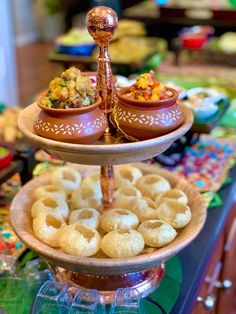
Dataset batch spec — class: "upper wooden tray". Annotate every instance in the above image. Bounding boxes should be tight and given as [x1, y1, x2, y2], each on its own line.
[10, 163, 206, 275]
[18, 103, 193, 165]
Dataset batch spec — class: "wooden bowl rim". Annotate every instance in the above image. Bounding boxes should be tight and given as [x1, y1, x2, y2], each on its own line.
[10, 163, 206, 272]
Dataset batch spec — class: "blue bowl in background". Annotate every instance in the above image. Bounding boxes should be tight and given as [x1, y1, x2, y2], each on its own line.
[55, 43, 96, 56]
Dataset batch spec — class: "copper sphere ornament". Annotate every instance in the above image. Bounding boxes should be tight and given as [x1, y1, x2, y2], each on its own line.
[87, 6, 118, 45]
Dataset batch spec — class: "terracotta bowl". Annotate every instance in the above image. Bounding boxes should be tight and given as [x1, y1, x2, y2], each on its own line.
[34, 96, 108, 144]
[114, 87, 184, 140]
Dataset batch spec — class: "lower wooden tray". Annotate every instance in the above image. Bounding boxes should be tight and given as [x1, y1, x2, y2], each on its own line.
[10, 163, 206, 276]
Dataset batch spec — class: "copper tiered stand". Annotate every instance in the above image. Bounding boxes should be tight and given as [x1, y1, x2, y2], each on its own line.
[11, 7, 206, 303]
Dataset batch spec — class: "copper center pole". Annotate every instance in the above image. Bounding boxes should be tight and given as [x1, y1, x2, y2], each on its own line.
[87, 6, 118, 210]
[100, 165, 114, 211]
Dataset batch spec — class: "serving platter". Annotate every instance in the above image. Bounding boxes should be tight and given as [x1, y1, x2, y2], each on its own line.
[10, 163, 206, 277]
[18, 103, 193, 165]
[13, 6, 201, 302]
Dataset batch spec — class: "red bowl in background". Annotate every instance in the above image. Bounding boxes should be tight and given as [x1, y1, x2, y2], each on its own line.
[181, 34, 207, 50]
[0, 146, 13, 170]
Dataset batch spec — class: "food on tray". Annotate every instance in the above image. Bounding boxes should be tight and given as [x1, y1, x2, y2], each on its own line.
[71, 185, 102, 210]
[31, 195, 69, 220]
[113, 186, 142, 208]
[33, 213, 65, 247]
[80, 171, 101, 192]
[69, 208, 101, 229]
[93, 37, 160, 64]
[138, 220, 177, 248]
[34, 185, 66, 200]
[136, 174, 171, 200]
[100, 208, 139, 233]
[124, 71, 174, 101]
[58, 224, 101, 257]
[115, 165, 143, 189]
[178, 87, 226, 120]
[129, 197, 158, 222]
[155, 189, 188, 206]
[57, 28, 94, 46]
[218, 32, 236, 53]
[157, 199, 192, 229]
[31, 165, 192, 256]
[39, 67, 97, 109]
[0, 107, 23, 142]
[113, 19, 146, 40]
[55, 28, 96, 56]
[51, 166, 81, 194]
[101, 229, 144, 258]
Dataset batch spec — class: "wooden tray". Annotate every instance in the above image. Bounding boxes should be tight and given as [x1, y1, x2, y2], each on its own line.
[17, 103, 193, 165]
[10, 163, 206, 276]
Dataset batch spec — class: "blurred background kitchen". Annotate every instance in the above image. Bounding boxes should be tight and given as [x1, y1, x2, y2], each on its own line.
[2, 0, 236, 108]
[1, 1, 236, 313]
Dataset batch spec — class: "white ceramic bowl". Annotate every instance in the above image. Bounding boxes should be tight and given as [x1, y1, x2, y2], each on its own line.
[194, 103, 218, 120]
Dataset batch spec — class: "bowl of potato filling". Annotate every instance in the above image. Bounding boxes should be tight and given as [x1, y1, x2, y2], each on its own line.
[34, 67, 108, 144]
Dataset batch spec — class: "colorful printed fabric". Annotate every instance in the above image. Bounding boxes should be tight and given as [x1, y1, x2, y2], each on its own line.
[0, 222, 25, 257]
[161, 137, 236, 192]
[0, 174, 25, 257]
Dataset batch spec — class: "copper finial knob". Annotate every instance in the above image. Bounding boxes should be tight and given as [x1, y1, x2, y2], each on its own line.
[87, 6, 118, 45]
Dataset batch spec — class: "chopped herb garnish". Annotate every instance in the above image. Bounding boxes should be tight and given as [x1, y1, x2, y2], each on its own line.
[59, 81, 66, 87]
[51, 99, 60, 104]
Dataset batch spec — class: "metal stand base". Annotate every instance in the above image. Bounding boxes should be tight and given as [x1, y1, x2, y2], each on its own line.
[55, 264, 165, 304]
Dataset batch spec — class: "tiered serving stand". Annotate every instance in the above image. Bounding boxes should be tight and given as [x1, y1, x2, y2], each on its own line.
[10, 6, 206, 304]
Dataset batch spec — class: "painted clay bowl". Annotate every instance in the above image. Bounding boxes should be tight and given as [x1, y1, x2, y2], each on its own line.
[34, 96, 108, 144]
[114, 87, 184, 141]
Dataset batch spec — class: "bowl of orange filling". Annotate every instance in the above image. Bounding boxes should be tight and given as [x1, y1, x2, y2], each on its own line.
[113, 71, 184, 140]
